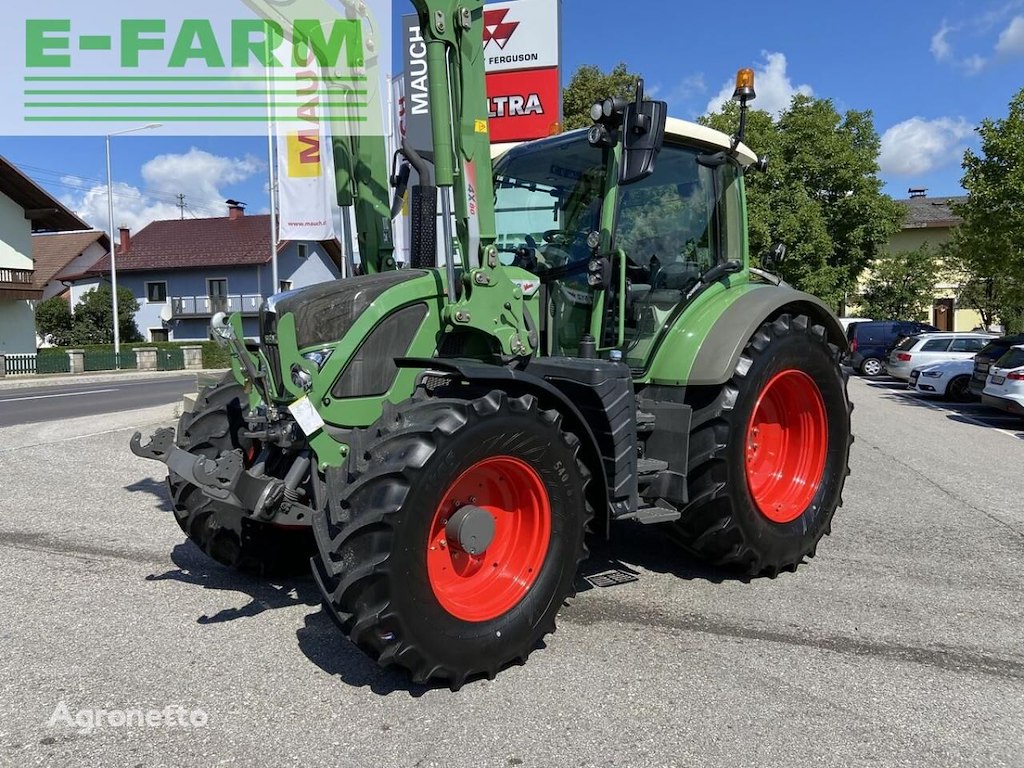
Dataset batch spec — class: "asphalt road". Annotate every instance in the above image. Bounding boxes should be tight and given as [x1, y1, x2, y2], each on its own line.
[0, 376, 197, 428]
[1, 377, 1022, 768]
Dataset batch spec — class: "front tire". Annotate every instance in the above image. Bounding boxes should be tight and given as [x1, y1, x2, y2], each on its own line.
[311, 391, 591, 689]
[674, 314, 852, 577]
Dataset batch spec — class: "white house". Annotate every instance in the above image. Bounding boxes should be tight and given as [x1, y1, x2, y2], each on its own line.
[0, 155, 90, 353]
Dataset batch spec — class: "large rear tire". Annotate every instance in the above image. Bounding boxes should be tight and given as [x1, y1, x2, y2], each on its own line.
[167, 375, 314, 576]
[673, 314, 852, 577]
[311, 391, 591, 689]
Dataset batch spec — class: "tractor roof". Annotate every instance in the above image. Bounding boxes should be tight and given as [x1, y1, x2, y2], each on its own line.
[491, 117, 758, 166]
[665, 117, 758, 166]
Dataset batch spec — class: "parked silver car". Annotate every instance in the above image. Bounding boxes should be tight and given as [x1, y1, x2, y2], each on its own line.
[887, 332, 996, 381]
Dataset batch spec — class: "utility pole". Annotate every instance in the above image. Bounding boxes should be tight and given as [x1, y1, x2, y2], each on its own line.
[177, 194, 186, 220]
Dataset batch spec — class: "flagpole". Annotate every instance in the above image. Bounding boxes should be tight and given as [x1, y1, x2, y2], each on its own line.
[265, 29, 280, 294]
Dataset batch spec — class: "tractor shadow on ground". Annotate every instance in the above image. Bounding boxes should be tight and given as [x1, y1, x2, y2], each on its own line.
[576, 523, 746, 593]
[296, 611, 434, 698]
[124, 477, 175, 514]
[146, 542, 320, 624]
[147, 542, 432, 696]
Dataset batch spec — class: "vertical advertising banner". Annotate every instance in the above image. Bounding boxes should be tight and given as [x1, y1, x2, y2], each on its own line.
[274, 62, 338, 242]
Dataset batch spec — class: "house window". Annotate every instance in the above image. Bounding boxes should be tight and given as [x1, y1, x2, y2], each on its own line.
[150, 328, 169, 342]
[279, 280, 293, 293]
[297, 243, 309, 259]
[146, 282, 167, 302]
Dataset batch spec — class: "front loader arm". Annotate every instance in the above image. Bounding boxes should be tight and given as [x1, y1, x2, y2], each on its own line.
[411, 0, 534, 358]
[332, 133, 396, 274]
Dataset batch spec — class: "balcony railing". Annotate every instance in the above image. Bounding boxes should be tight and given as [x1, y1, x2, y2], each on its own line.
[0, 267, 34, 286]
[170, 294, 263, 318]
[0, 267, 40, 299]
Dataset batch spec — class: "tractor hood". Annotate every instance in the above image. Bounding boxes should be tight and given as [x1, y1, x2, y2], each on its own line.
[267, 270, 428, 351]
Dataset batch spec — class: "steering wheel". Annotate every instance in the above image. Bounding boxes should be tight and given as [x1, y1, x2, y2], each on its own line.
[543, 229, 590, 246]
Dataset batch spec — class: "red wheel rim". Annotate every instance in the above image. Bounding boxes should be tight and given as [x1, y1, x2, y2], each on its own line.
[745, 369, 828, 524]
[426, 456, 551, 622]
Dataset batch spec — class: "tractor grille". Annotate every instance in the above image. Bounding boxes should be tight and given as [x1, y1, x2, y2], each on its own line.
[259, 304, 283, 397]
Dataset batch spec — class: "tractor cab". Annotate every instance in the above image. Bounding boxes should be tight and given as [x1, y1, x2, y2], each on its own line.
[493, 117, 758, 369]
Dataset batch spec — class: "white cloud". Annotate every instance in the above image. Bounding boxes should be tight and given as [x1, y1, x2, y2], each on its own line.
[62, 149, 265, 237]
[668, 74, 707, 104]
[963, 54, 989, 74]
[996, 15, 1024, 55]
[931, 23, 954, 60]
[878, 117, 974, 177]
[705, 52, 812, 117]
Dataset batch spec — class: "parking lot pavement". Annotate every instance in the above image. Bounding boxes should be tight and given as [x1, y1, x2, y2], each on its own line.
[1, 377, 1023, 768]
[861, 375, 1024, 442]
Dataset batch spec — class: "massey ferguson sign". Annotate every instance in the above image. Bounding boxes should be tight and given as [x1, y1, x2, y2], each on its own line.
[482, 1, 559, 73]
[403, 0, 561, 149]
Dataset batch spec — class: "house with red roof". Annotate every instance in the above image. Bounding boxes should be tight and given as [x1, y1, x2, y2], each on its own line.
[32, 230, 111, 302]
[77, 201, 344, 342]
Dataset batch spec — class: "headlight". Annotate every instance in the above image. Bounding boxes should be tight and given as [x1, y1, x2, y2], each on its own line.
[922, 370, 944, 378]
[301, 349, 332, 370]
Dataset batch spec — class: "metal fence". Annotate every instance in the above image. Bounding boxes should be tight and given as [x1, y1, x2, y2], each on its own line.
[1, 347, 193, 376]
[83, 350, 138, 372]
[3, 353, 38, 375]
[156, 348, 185, 371]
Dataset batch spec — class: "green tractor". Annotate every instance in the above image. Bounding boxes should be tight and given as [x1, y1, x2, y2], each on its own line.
[132, 1, 851, 688]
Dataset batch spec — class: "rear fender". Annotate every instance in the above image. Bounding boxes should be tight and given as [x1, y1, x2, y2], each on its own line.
[646, 284, 847, 387]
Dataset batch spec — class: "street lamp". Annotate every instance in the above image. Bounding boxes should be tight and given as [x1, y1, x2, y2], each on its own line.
[106, 123, 161, 361]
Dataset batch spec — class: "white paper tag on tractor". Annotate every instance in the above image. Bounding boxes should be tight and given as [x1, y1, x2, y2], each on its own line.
[289, 396, 326, 436]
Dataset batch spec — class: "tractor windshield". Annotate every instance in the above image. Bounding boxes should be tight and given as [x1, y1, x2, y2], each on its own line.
[493, 132, 609, 355]
[493, 132, 743, 362]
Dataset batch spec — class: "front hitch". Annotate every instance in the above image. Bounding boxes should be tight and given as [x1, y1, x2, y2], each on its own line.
[130, 428, 288, 520]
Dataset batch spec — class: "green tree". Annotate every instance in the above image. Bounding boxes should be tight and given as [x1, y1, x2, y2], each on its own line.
[702, 96, 903, 309]
[35, 296, 74, 346]
[562, 63, 642, 130]
[66, 286, 142, 345]
[859, 245, 941, 320]
[945, 87, 1024, 333]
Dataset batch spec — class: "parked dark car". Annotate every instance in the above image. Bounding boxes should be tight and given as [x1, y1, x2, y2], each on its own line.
[847, 320, 940, 376]
[969, 334, 1024, 396]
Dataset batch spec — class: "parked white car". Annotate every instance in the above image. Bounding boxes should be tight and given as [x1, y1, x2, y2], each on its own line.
[887, 332, 996, 381]
[908, 358, 976, 401]
[981, 344, 1024, 416]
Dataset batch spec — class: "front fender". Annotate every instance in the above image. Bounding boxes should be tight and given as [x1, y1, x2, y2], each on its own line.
[646, 283, 846, 387]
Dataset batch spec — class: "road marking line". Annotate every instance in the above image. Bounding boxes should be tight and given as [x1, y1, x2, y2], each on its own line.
[0, 388, 118, 403]
[895, 392, 1024, 442]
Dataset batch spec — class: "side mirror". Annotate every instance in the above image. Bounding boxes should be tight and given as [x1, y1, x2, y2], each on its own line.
[762, 242, 787, 271]
[620, 81, 667, 185]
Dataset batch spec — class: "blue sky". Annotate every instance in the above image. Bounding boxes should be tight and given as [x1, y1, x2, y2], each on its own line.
[2, 0, 1022, 236]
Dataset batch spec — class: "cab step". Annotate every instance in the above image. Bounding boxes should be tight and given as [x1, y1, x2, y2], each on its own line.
[618, 502, 681, 525]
